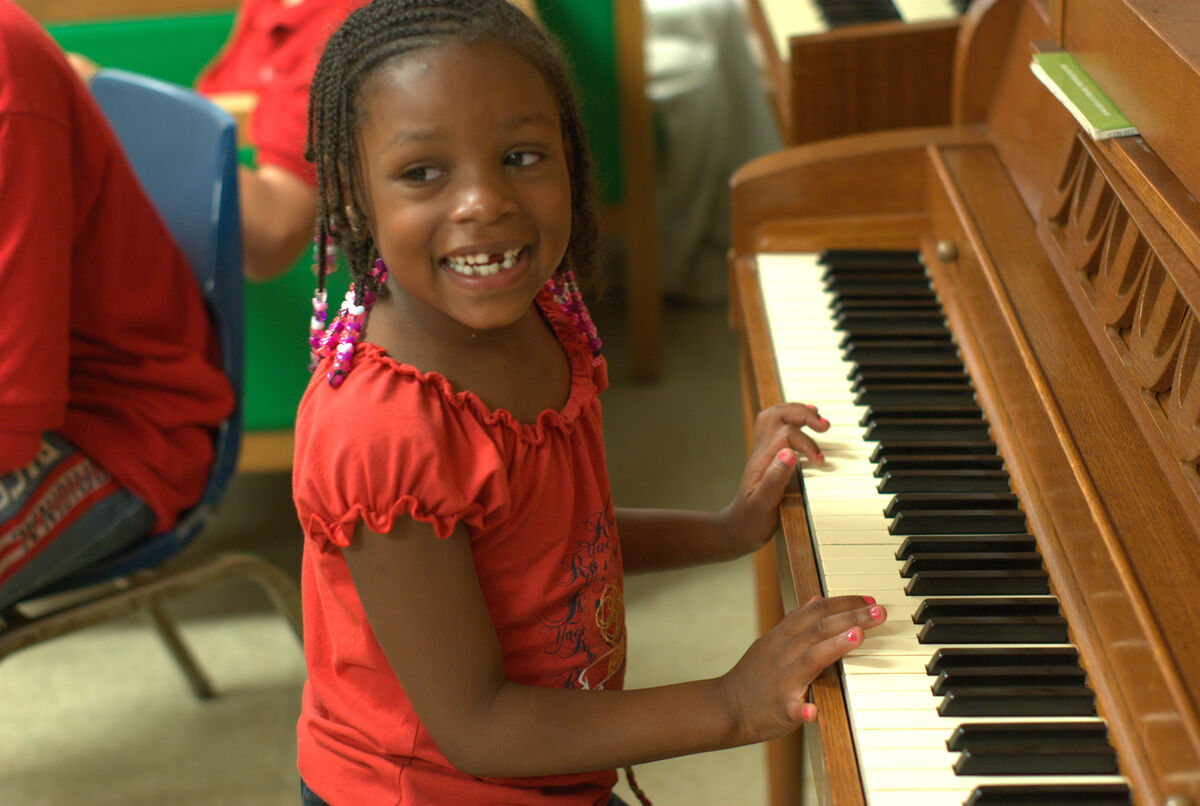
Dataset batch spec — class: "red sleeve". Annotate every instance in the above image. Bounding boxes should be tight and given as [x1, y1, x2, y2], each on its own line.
[0, 111, 71, 472]
[227, 0, 370, 188]
[246, 74, 315, 186]
[293, 349, 513, 549]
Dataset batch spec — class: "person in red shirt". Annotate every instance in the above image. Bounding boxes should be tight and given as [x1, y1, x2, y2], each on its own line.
[291, 2, 888, 804]
[194, 0, 369, 280]
[0, 0, 234, 609]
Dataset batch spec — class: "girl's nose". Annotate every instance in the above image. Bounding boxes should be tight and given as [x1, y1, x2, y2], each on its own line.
[449, 172, 516, 223]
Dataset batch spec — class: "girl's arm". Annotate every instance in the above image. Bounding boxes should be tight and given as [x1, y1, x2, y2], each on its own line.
[619, 402, 829, 572]
[343, 514, 884, 779]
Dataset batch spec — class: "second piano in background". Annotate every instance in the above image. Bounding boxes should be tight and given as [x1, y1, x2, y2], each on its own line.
[745, 0, 973, 144]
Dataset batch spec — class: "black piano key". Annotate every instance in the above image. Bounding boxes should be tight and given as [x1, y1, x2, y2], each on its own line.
[878, 469, 1010, 493]
[860, 405, 983, 425]
[824, 275, 931, 293]
[836, 310, 946, 329]
[870, 441, 997, 461]
[905, 569, 1049, 595]
[964, 784, 1131, 806]
[932, 666, 1086, 695]
[839, 329, 953, 350]
[818, 248, 920, 267]
[937, 686, 1096, 716]
[815, 0, 902, 26]
[890, 509, 1028, 535]
[857, 387, 978, 408]
[926, 646, 1080, 675]
[899, 552, 1042, 577]
[865, 418, 994, 443]
[885, 492, 1020, 516]
[948, 721, 1109, 751]
[833, 286, 936, 302]
[896, 534, 1037, 559]
[852, 370, 973, 391]
[822, 256, 925, 271]
[955, 745, 1120, 775]
[833, 298, 943, 316]
[845, 344, 962, 366]
[918, 616, 1069, 643]
[843, 330, 950, 343]
[852, 359, 966, 381]
[911, 596, 1059, 621]
[875, 453, 1003, 473]
[824, 266, 928, 281]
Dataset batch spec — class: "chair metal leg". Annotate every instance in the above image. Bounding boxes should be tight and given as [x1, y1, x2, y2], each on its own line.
[0, 551, 303, 700]
[203, 552, 303, 642]
[146, 602, 216, 699]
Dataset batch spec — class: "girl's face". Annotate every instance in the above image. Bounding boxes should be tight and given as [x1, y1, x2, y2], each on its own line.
[354, 41, 572, 335]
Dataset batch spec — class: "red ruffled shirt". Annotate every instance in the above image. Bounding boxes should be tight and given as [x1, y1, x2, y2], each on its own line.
[293, 291, 626, 805]
[195, 0, 367, 186]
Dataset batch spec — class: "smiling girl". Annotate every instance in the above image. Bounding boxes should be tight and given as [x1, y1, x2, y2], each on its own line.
[292, 2, 885, 804]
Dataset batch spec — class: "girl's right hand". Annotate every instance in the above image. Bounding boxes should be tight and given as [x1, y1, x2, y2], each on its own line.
[718, 594, 886, 743]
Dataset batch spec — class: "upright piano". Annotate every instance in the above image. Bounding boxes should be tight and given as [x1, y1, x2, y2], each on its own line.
[729, 1, 1200, 805]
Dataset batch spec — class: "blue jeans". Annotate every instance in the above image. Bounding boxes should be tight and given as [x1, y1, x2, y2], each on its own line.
[0, 433, 155, 610]
[300, 779, 633, 806]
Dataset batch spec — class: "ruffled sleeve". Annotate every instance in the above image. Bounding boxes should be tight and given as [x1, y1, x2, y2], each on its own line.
[292, 348, 512, 550]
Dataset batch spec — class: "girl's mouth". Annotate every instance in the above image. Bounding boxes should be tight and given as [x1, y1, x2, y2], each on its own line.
[442, 246, 525, 277]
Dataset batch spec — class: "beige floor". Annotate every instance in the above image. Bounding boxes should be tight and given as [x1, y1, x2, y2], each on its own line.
[0, 297, 774, 806]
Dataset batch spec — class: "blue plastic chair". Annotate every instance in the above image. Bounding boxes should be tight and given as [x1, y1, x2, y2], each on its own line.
[0, 69, 300, 697]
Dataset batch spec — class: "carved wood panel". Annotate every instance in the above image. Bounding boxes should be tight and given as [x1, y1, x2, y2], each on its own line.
[1045, 136, 1200, 478]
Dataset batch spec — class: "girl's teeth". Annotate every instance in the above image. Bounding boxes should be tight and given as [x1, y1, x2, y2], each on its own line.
[446, 247, 521, 276]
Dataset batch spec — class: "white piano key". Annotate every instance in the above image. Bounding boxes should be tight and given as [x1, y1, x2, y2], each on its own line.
[845, 672, 932, 694]
[811, 516, 895, 535]
[821, 556, 908, 574]
[866, 769, 1126, 791]
[819, 543, 905, 558]
[891, 0, 959, 24]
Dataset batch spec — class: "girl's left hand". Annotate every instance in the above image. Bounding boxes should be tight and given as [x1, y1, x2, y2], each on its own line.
[717, 402, 829, 553]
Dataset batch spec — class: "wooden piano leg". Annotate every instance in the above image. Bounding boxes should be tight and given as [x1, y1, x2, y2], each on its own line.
[755, 543, 807, 806]
[741, 332, 806, 804]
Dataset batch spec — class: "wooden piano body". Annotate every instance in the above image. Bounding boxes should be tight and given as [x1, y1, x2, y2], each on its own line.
[729, 0, 1200, 804]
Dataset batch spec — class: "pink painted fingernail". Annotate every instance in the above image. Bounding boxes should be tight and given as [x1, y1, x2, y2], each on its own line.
[806, 404, 817, 411]
[846, 628, 860, 643]
[862, 595, 876, 605]
[869, 605, 882, 620]
[801, 703, 817, 722]
[777, 449, 796, 466]
[819, 417, 828, 425]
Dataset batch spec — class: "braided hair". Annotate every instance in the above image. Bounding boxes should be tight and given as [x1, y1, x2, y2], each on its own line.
[305, 0, 599, 310]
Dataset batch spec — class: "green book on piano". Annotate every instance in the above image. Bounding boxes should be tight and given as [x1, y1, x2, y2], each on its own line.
[1030, 51, 1138, 140]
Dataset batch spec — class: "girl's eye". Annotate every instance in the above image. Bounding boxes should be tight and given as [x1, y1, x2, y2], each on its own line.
[400, 165, 445, 183]
[505, 150, 543, 168]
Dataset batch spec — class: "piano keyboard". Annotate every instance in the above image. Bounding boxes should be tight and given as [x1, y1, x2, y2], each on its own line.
[761, 0, 971, 60]
[757, 251, 1132, 806]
